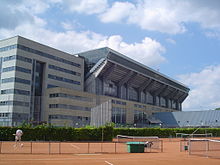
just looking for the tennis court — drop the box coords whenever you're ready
[1,139,220,165]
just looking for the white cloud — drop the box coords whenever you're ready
[5,0,220,35]
[99,0,220,34]
[166,38,176,45]
[65,0,108,15]
[205,31,220,40]
[98,35,166,67]
[0,0,34,29]
[0,21,166,67]
[0,0,166,67]
[61,22,74,30]
[99,2,135,23]
[21,0,50,14]
[178,65,220,111]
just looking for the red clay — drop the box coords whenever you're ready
[0,139,220,165]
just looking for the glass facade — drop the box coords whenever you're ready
[48,64,81,76]
[17,44,81,68]
[31,61,45,124]
[111,107,126,124]
[49,104,91,111]
[48,74,80,85]
[3,55,32,63]
[2,66,31,74]
[128,87,138,101]
[103,80,117,97]
[0,44,17,52]
[49,93,92,102]
[49,114,90,127]
[1,89,30,95]
[134,110,148,124]
[1,77,31,85]
[0,101,29,107]
[0,57,2,86]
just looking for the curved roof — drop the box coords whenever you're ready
[78,47,189,103]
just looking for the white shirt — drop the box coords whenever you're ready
[16,129,23,137]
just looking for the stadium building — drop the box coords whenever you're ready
[0,36,189,127]
[153,110,220,128]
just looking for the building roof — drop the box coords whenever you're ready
[78,47,189,103]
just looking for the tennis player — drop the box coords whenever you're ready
[144,141,153,148]
[13,129,23,147]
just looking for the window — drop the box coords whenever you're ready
[48,74,80,85]
[49,104,91,111]
[111,107,126,124]
[17,44,81,68]
[2,66,31,74]
[1,89,30,95]
[49,93,92,102]
[3,55,32,63]
[134,104,146,109]
[0,101,29,107]
[1,77,30,85]
[3,55,16,61]
[0,45,17,52]
[129,87,138,101]
[0,113,9,118]
[112,99,126,105]
[47,84,58,88]
[134,110,148,124]
[48,64,81,76]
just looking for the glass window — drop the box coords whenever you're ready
[49,93,92,102]
[2,66,31,74]
[134,110,148,124]
[112,107,126,124]
[49,104,91,111]
[15,77,30,85]
[48,74,80,85]
[1,89,30,95]
[129,87,138,101]
[0,45,17,52]
[48,64,81,76]
[17,44,81,68]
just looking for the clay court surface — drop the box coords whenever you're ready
[0,139,220,165]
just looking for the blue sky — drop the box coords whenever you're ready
[1,0,220,111]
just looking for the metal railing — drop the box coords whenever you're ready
[0,140,163,154]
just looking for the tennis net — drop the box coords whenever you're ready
[116,135,159,143]
[116,135,162,152]
[188,138,220,159]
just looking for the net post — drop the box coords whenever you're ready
[59,142,61,154]
[0,141,2,154]
[49,141,51,154]
[31,141,33,154]
[88,142,90,154]
[188,138,191,155]
[115,142,117,153]
[205,140,209,158]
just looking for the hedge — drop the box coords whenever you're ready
[0,124,114,141]
[114,128,220,138]
[1,126,220,141]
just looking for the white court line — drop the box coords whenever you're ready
[75,154,102,156]
[105,160,114,165]
[71,144,80,149]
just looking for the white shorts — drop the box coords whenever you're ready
[15,136,21,141]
